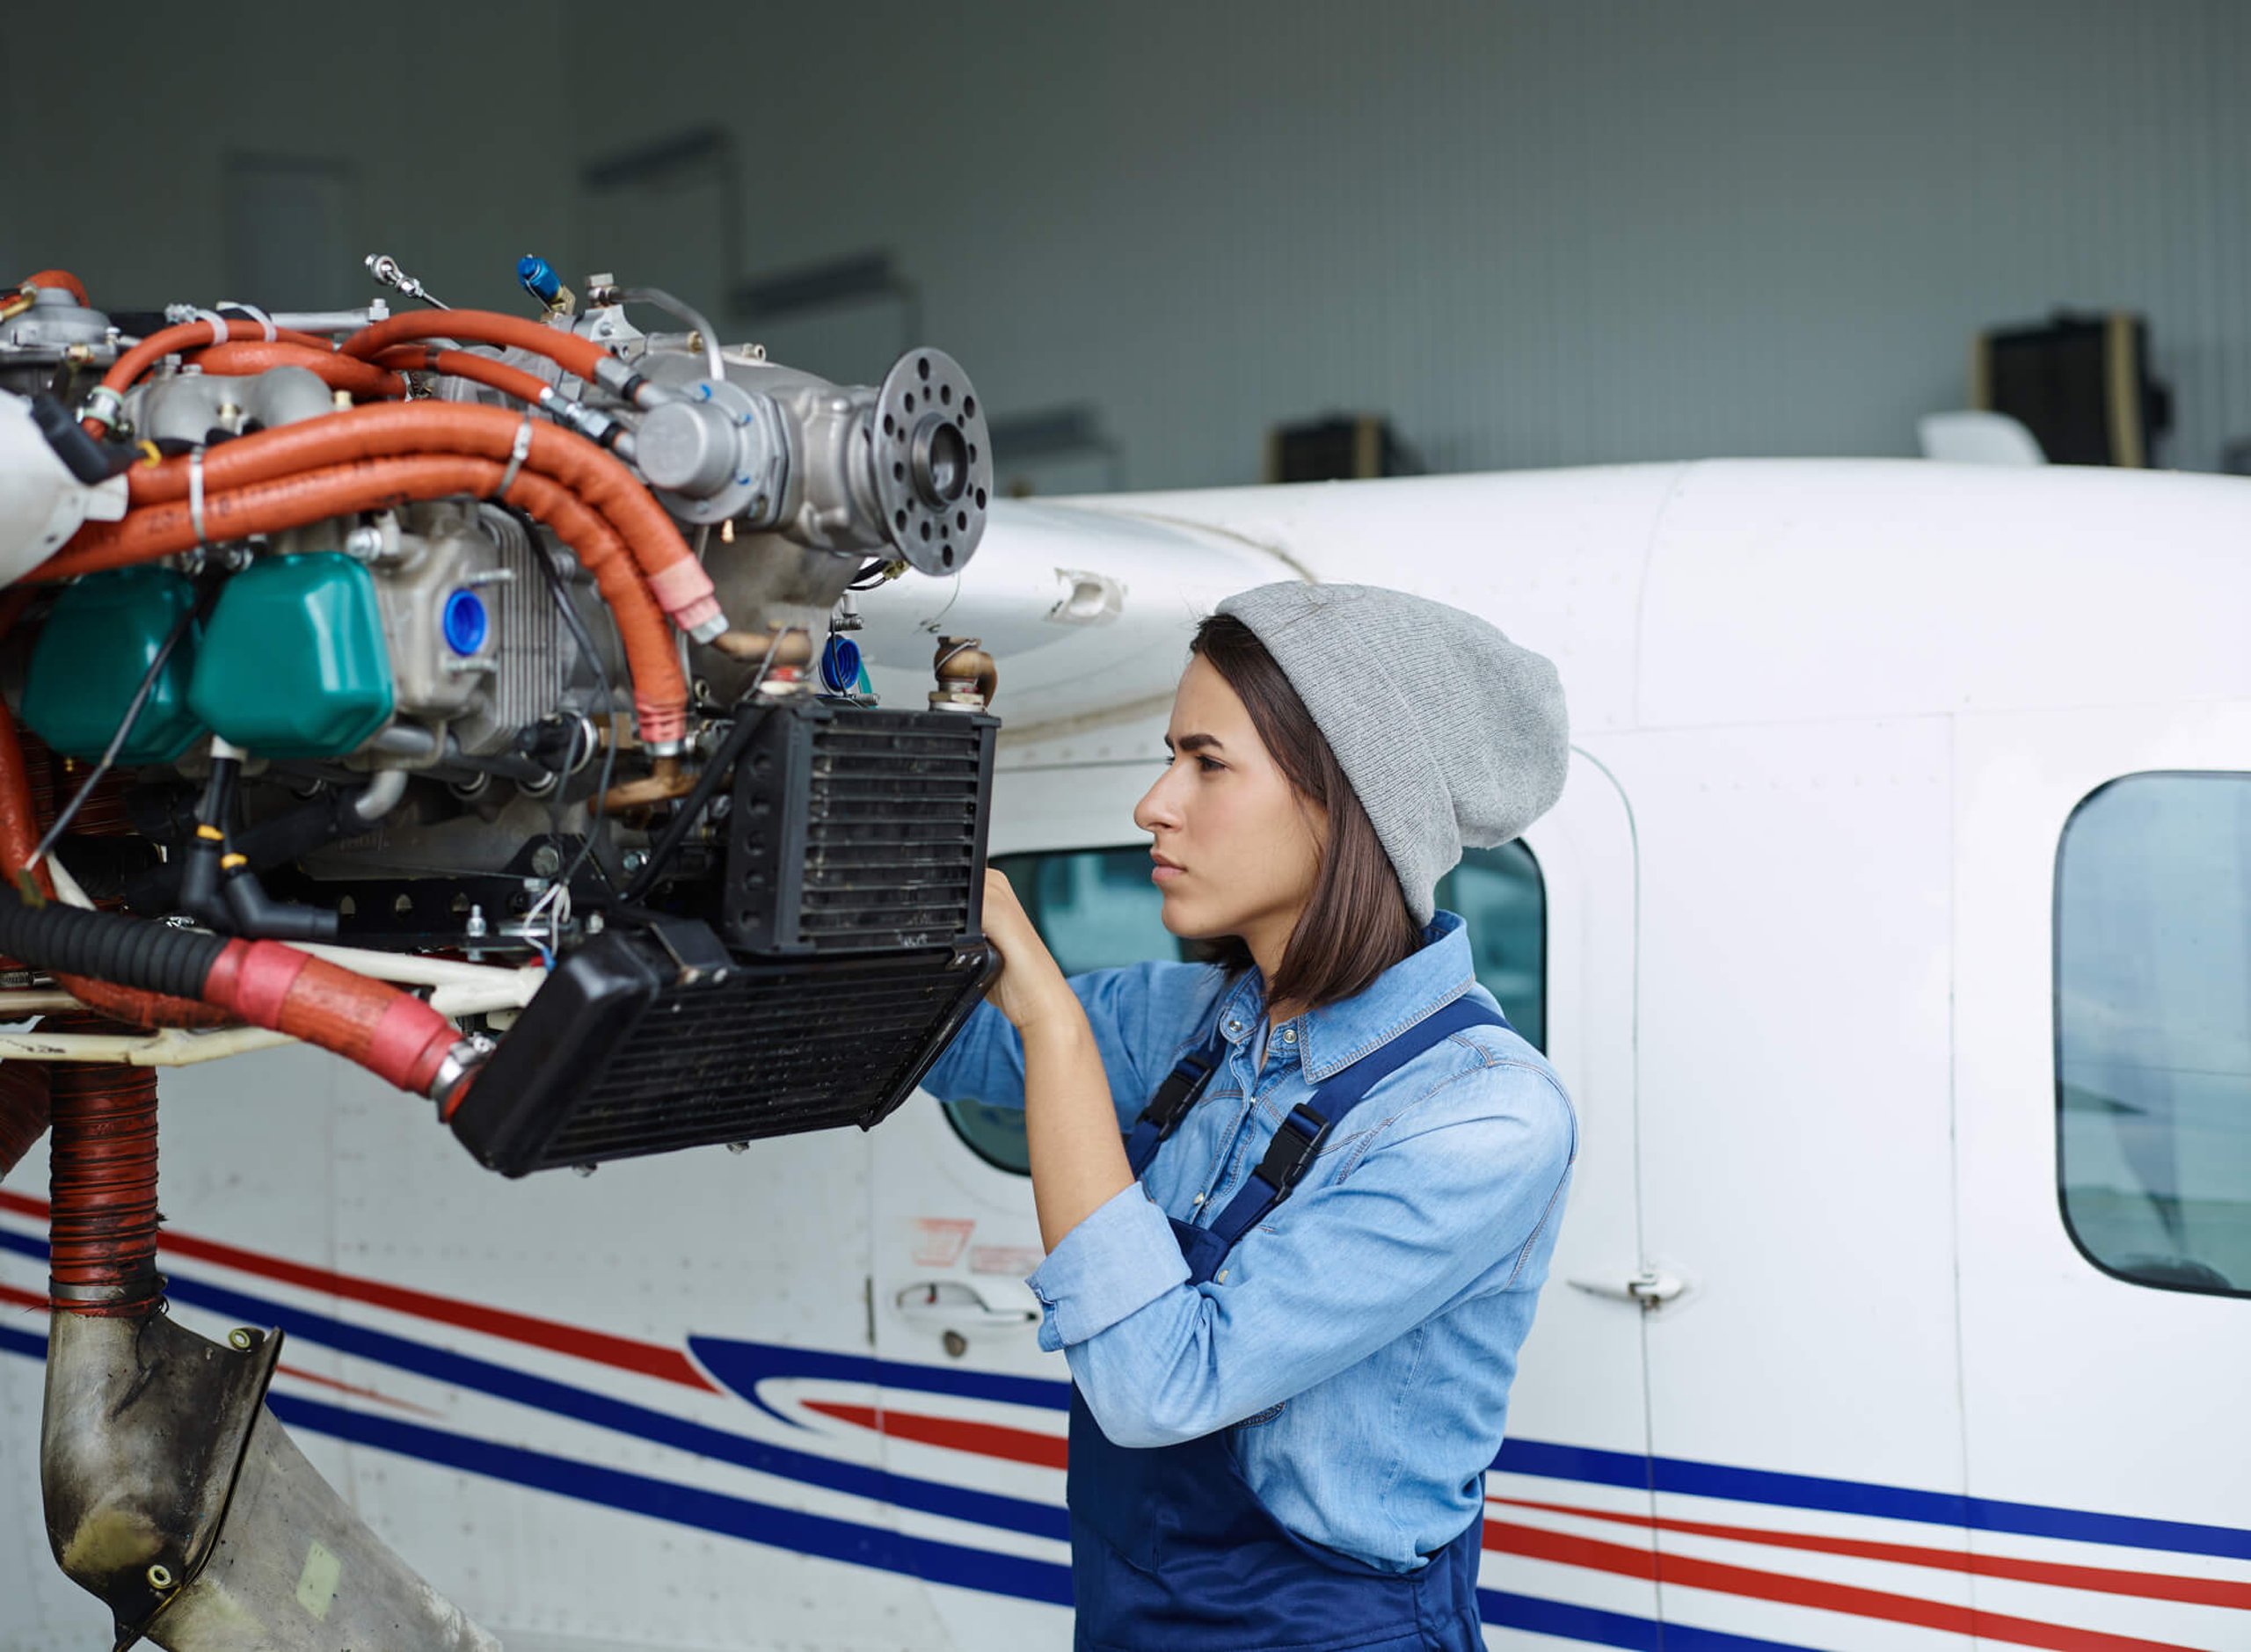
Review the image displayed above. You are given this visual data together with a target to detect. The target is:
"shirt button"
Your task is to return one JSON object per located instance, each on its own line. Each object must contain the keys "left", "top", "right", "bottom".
{"left": 1191, "top": 1192, "right": 1206, "bottom": 1205}
{"left": 1225, "top": 1019, "right": 1242, "bottom": 1035}
{"left": 1217, "top": 1270, "right": 1230, "bottom": 1284}
{"left": 1282, "top": 1028, "right": 1296, "bottom": 1043}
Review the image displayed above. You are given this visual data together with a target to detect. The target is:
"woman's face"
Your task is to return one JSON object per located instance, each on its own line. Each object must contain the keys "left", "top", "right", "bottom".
{"left": 1133, "top": 653, "right": 1326, "bottom": 958}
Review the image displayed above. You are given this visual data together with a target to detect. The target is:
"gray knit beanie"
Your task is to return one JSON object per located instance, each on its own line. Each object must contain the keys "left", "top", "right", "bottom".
{"left": 1213, "top": 583, "right": 1570, "bottom": 928}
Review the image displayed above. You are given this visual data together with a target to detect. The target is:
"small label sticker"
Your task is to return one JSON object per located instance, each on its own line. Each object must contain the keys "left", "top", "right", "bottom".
{"left": 295, "top": 1539, "right": 341, "bottom": 1619}
{"left": 911, "top": 1218, "right": 974, "bottom": 1267}
{"left": 970, "top": 1245, "right": 1045, "bottom": 1278}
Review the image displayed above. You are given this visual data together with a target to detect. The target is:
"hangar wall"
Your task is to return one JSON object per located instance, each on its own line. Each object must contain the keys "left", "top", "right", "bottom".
{"left": 4, "top": 1, "right": 2247, "bottom": 486}
{"left": 557, "top": 0, "right": 2251, "bottom": 485}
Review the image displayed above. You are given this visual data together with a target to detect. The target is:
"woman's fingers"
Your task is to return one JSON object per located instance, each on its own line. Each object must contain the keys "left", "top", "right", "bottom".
{"left": 980, "top": 867, "right": 1072, "bottom": 1030}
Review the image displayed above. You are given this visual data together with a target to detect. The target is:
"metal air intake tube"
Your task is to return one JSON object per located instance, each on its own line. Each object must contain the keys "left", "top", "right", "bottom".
{"left": 33, "top": 1023, "right": 500, "bottom": 1648}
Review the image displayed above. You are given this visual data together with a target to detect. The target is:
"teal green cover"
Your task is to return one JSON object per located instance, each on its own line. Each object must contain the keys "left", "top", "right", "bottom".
{"left": 22, "top": 566, "right": 206, "bottom": 763}
{"left": 189, "top": 553, "right": 395, "bottom": 757}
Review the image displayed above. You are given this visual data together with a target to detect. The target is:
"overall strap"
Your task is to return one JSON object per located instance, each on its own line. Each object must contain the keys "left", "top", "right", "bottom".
{"left": 1202, "top": 995, "right": 1508, "bottom": 1256}
{"left": 1122, "top": 1022, "right": 1231, "bottom": 1177}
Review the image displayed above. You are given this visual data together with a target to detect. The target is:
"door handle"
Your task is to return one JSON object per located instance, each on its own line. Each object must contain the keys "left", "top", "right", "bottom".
{"left": 1567, "top": 1268, "right": 1687, "bottom": 1308}
{"left": 893, "top": 1280, "right": 1039, "bottom": 1332}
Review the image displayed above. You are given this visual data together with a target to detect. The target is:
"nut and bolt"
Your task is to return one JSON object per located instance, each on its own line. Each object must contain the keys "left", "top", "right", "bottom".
{"left": 227, "top": 1328, "right": 259, "bottom": 1351}
{"left": 529, "top": 843, "right": 563, "bottom": 877}
{"left": 342, "top": 525, "right": 385, "bottom": 562}
{"left": 572, "top": 1162, "right": 598, "bottom": 1177}
{"left": 726, "top": 1141, "right": 749, "bottom": 1154}
{"left": 464, "top": 904, "right": 489, "bottom": 940}
{"left": 146, "top": 1562, "right": 175, "bottom": 1591}
{"left": 620, "top": 850, "right": 647, "bottom": 875}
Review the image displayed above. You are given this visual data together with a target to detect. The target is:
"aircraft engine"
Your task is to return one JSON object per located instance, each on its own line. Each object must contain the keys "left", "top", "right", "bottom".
{"left": 0, "top": 259, "right": 1006, "bottom": 1648}
{"left": 0, "top": 261, "right": 1006, "bottom": 1170}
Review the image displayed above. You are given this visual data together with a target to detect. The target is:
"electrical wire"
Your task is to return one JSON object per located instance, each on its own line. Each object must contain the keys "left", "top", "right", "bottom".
{"left": 23, "top": 600, "right": 200, "bottom": 883}
{"left": 527, "top": 529, "right": 619, "bottom": 899}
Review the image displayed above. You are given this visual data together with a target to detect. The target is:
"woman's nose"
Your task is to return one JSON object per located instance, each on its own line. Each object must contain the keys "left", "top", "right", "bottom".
{"left": 1133, "top": 771, "right": 1181, "bottom": 833}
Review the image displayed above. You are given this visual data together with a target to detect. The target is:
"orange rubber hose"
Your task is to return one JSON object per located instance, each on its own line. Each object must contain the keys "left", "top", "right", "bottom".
{"left": 121, "top": 401, "right": 718, "bottom": 635}
{"left": 44, "top": 455, "right": 688, "bottom": 743}
{"left": 191, "top": 342, "right": 408, "bottom": 400}
{"left": 374, "top": 344, "right": 556, "bottom": 407}
{"left": 339, "top": 309, "right": 613, "bottom": 383}
{"left": 44, "top": 1048, "right": 161, "bottom": 1314}
{"left": 21, "top": 269, "right": 88, "bottom": 306}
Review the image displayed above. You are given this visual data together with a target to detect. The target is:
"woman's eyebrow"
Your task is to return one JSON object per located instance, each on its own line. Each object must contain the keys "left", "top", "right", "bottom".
{"left": 1163, "top": 733, "right": 1227, "bottom": 753}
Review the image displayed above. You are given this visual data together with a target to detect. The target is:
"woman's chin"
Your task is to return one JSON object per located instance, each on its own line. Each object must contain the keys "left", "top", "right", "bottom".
{"left": 1156, "top": 893, "right": 1222, "bottom": 942}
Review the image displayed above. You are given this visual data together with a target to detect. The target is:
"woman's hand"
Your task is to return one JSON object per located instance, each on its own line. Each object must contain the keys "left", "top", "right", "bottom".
{"left": 982, "top": 867, "right": 1128, "bottom": 1250}
{"left": 980, "top": 867, "right": 1081, "bottom": 1034}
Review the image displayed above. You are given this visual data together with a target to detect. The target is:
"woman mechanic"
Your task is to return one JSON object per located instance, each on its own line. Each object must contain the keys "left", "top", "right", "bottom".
{"left": 918, "top": 582, "right": 1577, "bottom": 1651}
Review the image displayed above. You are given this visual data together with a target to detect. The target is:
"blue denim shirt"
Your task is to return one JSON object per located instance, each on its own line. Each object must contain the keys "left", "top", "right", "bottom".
{"left": 917, "top": 912, "right": 1577, "bottom": 1572}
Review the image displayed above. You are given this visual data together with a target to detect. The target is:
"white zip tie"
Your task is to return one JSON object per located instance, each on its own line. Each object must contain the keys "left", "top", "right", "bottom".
{"left": 214, "top": 301, "right": 279, "bottom": 342}
{"left": 187, "top": 447, "right": 208, "bottom": 546}
{"left": 192, "top": 307, "right": 232, "bottom": 342}
{"left": 493, "top": 412, "right": 534, "bottom": 502}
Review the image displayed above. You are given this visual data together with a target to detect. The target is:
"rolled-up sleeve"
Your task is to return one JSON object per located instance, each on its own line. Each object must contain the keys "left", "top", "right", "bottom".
{"left": 1061, "top": 1061, "right": 1576, "bottom": 1451}
{"left": 1027, "top": 1183, "right": 1191, "bottom": 1350}
{"left": 917, "top": 958, "right": 1223, "bottom": 1131}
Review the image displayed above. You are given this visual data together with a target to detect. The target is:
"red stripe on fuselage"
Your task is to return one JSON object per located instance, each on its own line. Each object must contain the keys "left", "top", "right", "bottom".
{"left": 0, "top": 1190, "right": 716, "bottom": 1393}
{"left": 0, "top": 1276, "right": 435, "bottom": 1415}
{"left": 1490, "top": 1496, "right": 2251, "bottom": 1612}
{"left": 1482, "top": 1518, "right": 2209, "bottom": 1652}
{"left": 805, "top": 1400, "right": 1067, "bottom": 1470}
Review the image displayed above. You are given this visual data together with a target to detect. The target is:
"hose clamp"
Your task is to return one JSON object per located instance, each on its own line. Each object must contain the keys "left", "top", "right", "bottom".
{"left": 492, "top": 413, "right": 535, "bottom": 503}
{"left": 187, "top": 447, "right": 208, "bottom": 548}
{"left": 79, "top": 384, "right": 124, "bottom": 433}
{"left": 429, "top": 1039, "right": 489, "bottom": 1116}
{"left": 47, "top": 1274, "right": 165, "bottom": 1306}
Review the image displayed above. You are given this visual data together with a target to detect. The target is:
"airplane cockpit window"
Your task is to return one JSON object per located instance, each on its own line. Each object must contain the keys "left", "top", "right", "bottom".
{"left": 942, "top": 842, "right": 1545, "bottom": 1174}
{"left": 2056, "top": 774, "right": 2251, "bottom": 1299}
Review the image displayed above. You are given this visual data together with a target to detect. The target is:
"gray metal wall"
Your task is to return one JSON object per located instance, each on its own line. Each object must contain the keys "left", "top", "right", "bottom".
{"left": 7, "top": 3, "right": 2247, "bottom": 487}
{"left": 562, "top": 0, "right": 2251, "bottom": 486}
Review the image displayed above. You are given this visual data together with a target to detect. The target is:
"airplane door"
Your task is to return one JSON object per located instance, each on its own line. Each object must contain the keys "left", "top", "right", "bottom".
{"left": 1604, "top": 717, "right": 1976, "bottom": 1648}
{"left": 871, "top": 749, "right": 1657, "bottom": 1648}
{"left": 1952, "top": 704, "right": 2251, "bottom": 1650}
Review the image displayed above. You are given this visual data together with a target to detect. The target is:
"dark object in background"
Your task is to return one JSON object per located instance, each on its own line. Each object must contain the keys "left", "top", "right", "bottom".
{"left": 1972, "top": 311, "right": 2172, "bottom": 467}
{"left": 1264, "top": 415, "right": 1422, "bottom": 483}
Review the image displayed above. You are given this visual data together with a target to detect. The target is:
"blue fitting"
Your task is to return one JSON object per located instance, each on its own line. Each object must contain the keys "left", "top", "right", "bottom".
{"left": 517, "top": 254, "right": 561, "bottom": 307}
{"left": 820, "top": 634, "right": 863, "bottom": 695}
{"left": 442, "top": 589, "right": 490, "bottom": 656}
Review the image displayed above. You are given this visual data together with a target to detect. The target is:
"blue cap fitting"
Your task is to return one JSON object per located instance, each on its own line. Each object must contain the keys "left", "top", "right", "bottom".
{"left": 820, "top": 634, "right": 862, "bottom": 694}
{"left": 517, "top": 254, "right": 561, "bottom": 306}
{"left": 442, "top": 589, "right": 490, "bottom": 656}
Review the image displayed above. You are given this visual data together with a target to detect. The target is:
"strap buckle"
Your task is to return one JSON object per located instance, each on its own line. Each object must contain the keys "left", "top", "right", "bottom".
{"left": 1253, "top": 1102, "right": 1331, "bottom": 1197}
{"left": 1142, "top": 1051, "right": 1213, "bottom": 1136}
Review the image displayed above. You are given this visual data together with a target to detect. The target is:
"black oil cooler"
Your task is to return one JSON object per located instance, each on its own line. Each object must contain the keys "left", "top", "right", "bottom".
{"left": 449, "top": 700, "right": 1003, "bottom": 1175}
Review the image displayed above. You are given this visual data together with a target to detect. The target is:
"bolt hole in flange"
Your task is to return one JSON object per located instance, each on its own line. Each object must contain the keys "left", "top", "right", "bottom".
{"left": 876, "top": 347, "right": 989, "bottom": 574}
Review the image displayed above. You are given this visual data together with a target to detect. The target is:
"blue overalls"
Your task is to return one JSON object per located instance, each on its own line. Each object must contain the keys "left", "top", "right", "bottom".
{"left": 1067, "top": 995, "right": 1505, "bottom": 1651}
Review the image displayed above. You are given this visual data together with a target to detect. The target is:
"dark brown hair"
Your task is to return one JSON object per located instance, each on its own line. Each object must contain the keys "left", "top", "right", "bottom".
{"left": 1186, "top": 613, "right": 1422, "bottom": 1013}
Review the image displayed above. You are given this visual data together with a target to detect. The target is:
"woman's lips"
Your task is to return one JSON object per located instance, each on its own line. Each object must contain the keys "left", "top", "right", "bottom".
{"left": 1152, "top": 864, "right": 1184, "bottom": 883}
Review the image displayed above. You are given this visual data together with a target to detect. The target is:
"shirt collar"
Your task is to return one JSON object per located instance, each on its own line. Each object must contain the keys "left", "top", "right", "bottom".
{"left": 1212, "top": 910, "right": 1476, "bottom": 1082}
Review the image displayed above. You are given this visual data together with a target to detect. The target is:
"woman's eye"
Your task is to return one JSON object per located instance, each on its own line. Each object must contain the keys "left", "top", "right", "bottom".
{"left": 1164, "top": 754, "right": 1222, "bottom": 772}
